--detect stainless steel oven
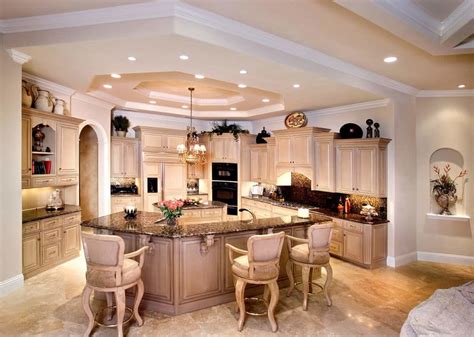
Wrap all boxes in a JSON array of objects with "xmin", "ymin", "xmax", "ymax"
[
  {"xmin": 212, "ymin": 181, "xmax": 238, "ymax": 215},
  {"xmin": 212, "ymin": 163, "xmax": 238, "ymax": 182}
]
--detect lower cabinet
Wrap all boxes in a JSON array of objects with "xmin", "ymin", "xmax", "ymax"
[
  {"xmin": 343, "ymin": 231, "xmax": 364, "ymax": 263},
  {"xmin": 22, "ymin": 211, "xmax": 82, "ymax": 278},
  {"xmin": 180, "ymin": 207, "xmax": 227, "ymax": 224}
]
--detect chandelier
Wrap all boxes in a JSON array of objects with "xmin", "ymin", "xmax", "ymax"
[{"xmin": 177, "ymin": 87, "xmax": 207, "ymax": 165}]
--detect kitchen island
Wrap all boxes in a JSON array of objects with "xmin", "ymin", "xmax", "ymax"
[{"xmin": 81, "ymin": 211, "xmax": 332, "ymax": 315}]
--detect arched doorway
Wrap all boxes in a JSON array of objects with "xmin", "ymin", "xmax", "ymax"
[{"xmin": 79, "ymin": 125, "xmax": 99, "ymax": 220}]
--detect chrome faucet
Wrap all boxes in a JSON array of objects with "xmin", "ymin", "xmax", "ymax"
[{"xmin": 239, "ymin": 208, "xmax": 257, "ymax": 223}]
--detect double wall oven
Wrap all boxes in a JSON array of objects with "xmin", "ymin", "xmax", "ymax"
[{"xmin": 212, "ymin": 163, "xmax": 238, "ymax": 215}]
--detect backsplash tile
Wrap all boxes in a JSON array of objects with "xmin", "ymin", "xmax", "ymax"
[{"xmin": 111, "ymin": 177, "xmax": 136, "ymax": 186}]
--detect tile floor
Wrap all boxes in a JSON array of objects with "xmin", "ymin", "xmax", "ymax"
[{"xmin": 0, "ymin": 256, "xmax": 472, "ymax": 336}]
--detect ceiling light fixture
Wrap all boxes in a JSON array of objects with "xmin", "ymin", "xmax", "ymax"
[
  {"xmin": 127, "ymin": 56, "xmax": 137, "ymax": 61},
  {"xmin": 177, "ymin": 88, "xmax": 206, "ymax": 166},
  {"xmin": 182, "ymin": 105, "xmax": 188, "ymax": 108},
  {"xmin": 293, "ymin": 84, "xmax": 300, "ymax": 88},
  {"xmin": 240, "ymin": 70, "xmax": 247, "ymax": 74},
  {"xmin": 238, "ymin": 84, "xmax": 247, "ymax": 88},
  {"xmin": 458, "ymin": 84, "xmax": 466, "ymax": 89},
  {"xmin": 262, "ymin": 98, "xmax": 270, "ymax": 103},
  {"xmin": 179, "ymin": 55, "xmax": 189, "ymax": 60},
  {"xmin": 149, "ymin": 100, "xmax": 156, "ymax": 104},
  {"xmin": 103, "ymin": 84, "xmax": 112, "ymax": 89},
  {"xmin": 384, "ymin": 56, "xmax": 397, "ymax": 63},
  {"xmin": 195, "ymin": 74, "xmax": 205, "ymax": 79},
  {"xmin": 230, "ymin": 107, "xmax": 237, "ymax": 111},
  {"xmin": 111, "ymin": 73, "xmax": 121, "ymax": 79}
]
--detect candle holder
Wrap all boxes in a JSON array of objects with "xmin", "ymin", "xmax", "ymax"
[{"xmin": 124, "ymin": 206, "xmax": 137, "ymax": 220}]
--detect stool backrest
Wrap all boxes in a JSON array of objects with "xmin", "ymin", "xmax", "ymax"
[
  {"xmin": 82, "ymin": 232, "xmax": 125, "ymax": 268},
  {"xmin": 307, "ymin": 222, "xmax": 333, "ymax": 252},
  {"xmin": 248, "ymin": 231, "xmax": 285, "ymax": 263}
]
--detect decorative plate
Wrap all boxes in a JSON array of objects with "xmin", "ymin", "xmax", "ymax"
[{"xmin": 284, "ymin": 112, "xmax": 308, "ymax": 128}]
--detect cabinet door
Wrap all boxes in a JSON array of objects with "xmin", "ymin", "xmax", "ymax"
[
  {"xmin": 111, "ymin": 141, "xmax": 124, "ymax": 177},
  {"xmin": 211, "ymin": 138, "xmax": 226, "ymax": 161},
  {"xmin": 141, "ymin": 238, "xmax": 173, "ymax": 302},
  {"xmin": 225, "ymin": 139, "xmax": 239, "ymax": 163},
  {"xmin": 315, "ymin": 140, "xmax": 333, "ymax": 191},
  {"xmin": 22, "ymin": 117, "xmax": 32, "ymax": 176},
  {"xmin": 250, "ymin": 149, "xmax": 260, "ymax": 181},
  {"xmin": 57, "ymin": 124, "xmax": 79, "ymax": 175},
  {"xmin": 343, "ymin": 231, "xmax": 364, "ymax": 263},
  {"xmin": 276, "ymin": 137, "xmax": 292, "ymax": 164},
  {"xmin": 62, "ymin": 225, "xmax": 80, "ymax": 257},
  {"xmin": 291, "ymin": 135, "xmax": 311, "ymax": 165},
  {"xmin": 336, "ymin": 147, "xmax": 356, "ymax": 194},
  {"xmin": 187, "ymin": 163, "xmax": 204, "ymax": 179},
  {"xmin": 357, "ymin": 147, "xmax": 377, "ymax": 196},
  {"xmin": 142, "ymin": 133, "xmax": 163, "ymax": 152},
  {"xmin": 164, "ymin": 163, "xmax": 186, "ymax": 199},
  {"xmin": 23, "ymin": 234, "xmax": 41, "ymax": 273},
  {"xmin": 259, "ymin": 149, "xmax": 268, "ymax": 182},
  {"xmin": 123, "ymin": 142, "xmax": 139, "ymax": 177},
  {"xmin": 166, "ymin": 135, "xmax": 186, "ymax": 152}
]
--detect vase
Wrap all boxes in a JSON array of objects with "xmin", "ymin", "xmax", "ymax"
[
  {"xmin": 166, "ymin": 217, "xmax": 177, "ymax": 226},
  {"xmin": 53, "ymin": 99, "xmax": 65, "ymax": 115},
  {"xmin": 22, "ymin": 80, "xmax": 33, "ymax": 107},
  {"xmin": 34, "ymin": 90, "xmax": 54, "ymax": 112},
  {"xmin": 435, "ymin": 193, "xmax": 457, "ymax": 215},
  {"xmin": 116, "ymin": 130, "xmax": 126, "ymax": 137}
]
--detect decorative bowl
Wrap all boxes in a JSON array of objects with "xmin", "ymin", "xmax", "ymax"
[{"xmin": 339, "ymin": 123, "xmax": 363, "ymax": 139}]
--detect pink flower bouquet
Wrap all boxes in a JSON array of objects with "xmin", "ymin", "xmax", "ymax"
[{"xmin": 158, "ymin": 199, "xmax": 185, "ymax": 221}]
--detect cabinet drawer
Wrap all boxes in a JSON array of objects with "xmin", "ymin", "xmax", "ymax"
[
  {"xmin": 254, "ymin": 201, "xmax": 272, "ymax": 211},
  {"xmin": 22, "ymin": 178, "xmax": 31, "ymax": 189},
  {"xmin": 181, "ymin": 210, "xmax": 202, "ymax": 218},
  {"xmin": 62, "ymin": 213, "xmax": 81, "ymax": 226},
  {"xmin": 31, "ymin": 176, "xmax": 55, "ymax": 188},
  {"xmin": 331, "ymin": 218, "xmax": 345, "ymax": 228},
  {"xmin": 202, "ymin": 209, "xmax": 222, "ymax": 218},
  {"xmin": 41, "ymin": 228, "xmax": 62, "ymax": 245},
  {"xmin": 330, "ymin": 241, "xmax": 343, "ymax": 256},
  {"xmin": 56, "ymin": 176, "xmax": 78, "ymax": 185},
  {"xmin": 41, "ymin": 218, "xmax": 61, "ymax": 230},
  {"xmin": 332, "ymin": 228, "xmax": 343, "ymax": 242},
  {"xmin": 344, "ymin": 221, "xmax": 363, "ymax": 233},
  {"xmin": 42, "ymin": 242, "xmax": 62, "ymax": 265},
  {"xmin": 23, "ymin": 221, "xmax": 40, "ymax": 235}
]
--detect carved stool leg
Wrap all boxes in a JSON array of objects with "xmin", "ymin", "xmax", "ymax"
[
  {"xmin": 134, "ymin": 279, "xmax": 145, "ymax": 326},
  {"xmin": 267, "ymin": 281, "xmax": 279, "ymax": 333},
  {"xmin": 302, "ymin": 266, "xmax": 311, "ymax": 311},
  {"xmin": 82, "ymin": 286, "xmax": 94, "ymax": 337},
  {"xmin": 115, "ymin": 289, "xmax": 126, "ymax": 337},
  {"xmin": 286, "ymin": 260, "xmax": 295, "ymax": 296},
  {"xmin": 323, "ymin": 263, "xmax": 333, "ymax": 307},
  {"xmin": 232, "ymin": 276, "xmax": 239, "ymax": 313},
  {"xmin": 263, "ymin": 284, "xmax": 270, "ymax": 304},
  {"xmin": 308, "ymin": 268, "xmax": 314, "ymax": 293},
  {"xmin": 235, "ymin": 278, "xmax": 247, "ymax": 331},
  {"xmin": 105, "ymin": 292, "xmax": 114, "ymax": 321}
]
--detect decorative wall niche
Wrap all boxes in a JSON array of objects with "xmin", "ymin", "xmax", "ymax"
[{"xmin": 429, "ymin": 148, "xmax": 468, "ymax": 217}]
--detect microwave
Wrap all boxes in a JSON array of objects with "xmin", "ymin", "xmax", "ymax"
[{"xmin": 212, "ymin": 163, "xmax": 238, "ymax": 182}]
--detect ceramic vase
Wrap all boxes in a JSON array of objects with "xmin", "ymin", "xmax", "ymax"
[
  {"xmin": 53, "ymin": 99, "xmax": 65, "ymax": 115},
  {"xmin": 435, "ymin": 193, "xmax": 457, "ymax": 215},
  {"xmin": 116, "ymin": 130, "xmax": 127, "ymax": 137},
  {"xmin": 34, "ymin": 90, "xmax": 54, "ymax": 112},
  {"xmin": 22, "ymin": 80, "xmax": 33, "ymax": 107}
]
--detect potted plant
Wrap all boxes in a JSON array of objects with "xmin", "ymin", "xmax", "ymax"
[
  {"xmin": 157, "ymin": 200, "xmax": 184, "ymax": 226},
  {"xmin": 112, "ymin": 115, "xmax": 130, "ymax": 137},
  {"xmin": 201, "ymin": 120, "xmax": 249, "ymax": 140},
  {"xmin": 431, "ymin": 164, "xmax": 467, "ymax": 215}
]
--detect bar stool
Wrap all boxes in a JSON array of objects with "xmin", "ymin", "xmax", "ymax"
[
  {"xmin": 286, "ymin": 222, "xmax": 333, "ymax": 310},
  {"xmin": 81, "ymin": 232, "xmax": 149, "ymax": 337},
  {"xmin": 226, "ymin": 231, "xmax": 285, "ymax": 332}
]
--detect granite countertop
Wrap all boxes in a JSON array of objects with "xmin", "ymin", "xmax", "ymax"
[
  {"xmin": 242, "ymin": 196, "xmax": 388, "ymax": 225},
  {"xmin": 152, "ymin": 200, "xmax": 226, "ymax": 211},
  {"xmin": 80, "ymin": 211, "xmax": 332, "ymax": 238},
  {"xmin": 23, "ymin": 205, "xmax": 82, "ymax": 223}
]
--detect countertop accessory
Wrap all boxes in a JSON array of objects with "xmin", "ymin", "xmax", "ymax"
[
  {"xmin": 284, "ymin": 112, "xmax": 307, "ymax": 128},
  {"xmin": 46, "ymin": 189, "xmax": 64, "ymax": 211},
  {"xmin": 360, "ymin": 204, "xmax": 378, "ymax": 221},
  {"xmin": 297, "ymin": 208, "xmax": 309, "ymax": 218},
  {"xmin": 339, "ymin": 123, "xmax": 363, "ymax": 139},
  {"xmin": 154, "ymin": 200, "xmax": 184, "ymax": 226},
  {"xmin": 256, "ymin": 127, "xmax": 271, "ymax": 144},
  {"xmin": 366, "ymin": 119, "xmax": 373, "ymax": 138},
  {"xmin": 374, "ymin": 122, "xmax": 380, "ymax": 138},
  {"xmin": 124, "ymin": 206, "xmax": 137, "ymax": 219},
  {"xmin": 251, "ymin": 183, "xmax": 264, "ymax": 197}
]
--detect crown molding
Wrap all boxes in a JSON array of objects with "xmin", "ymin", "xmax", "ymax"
[
  {"xmin": 416, "ymin": 90, "xmax": 474, "ymax": 97},
  {"xmin": 72, "ymin": 92, "xmax": 115, "ymax": 110},
  {"xmin": 311, "ymin": 98, "xmax": 390, "ymax": 116},
  {"xmin": 22, "ymin": 72, "xmax": 76, "ymax": 96},
  {"xmin": 7, "ymin": 49, "xmax": 31, "ymax": 64},
  {"xmin": 440, "ymin": 0, "xmax": 474, "ymax": 37}
]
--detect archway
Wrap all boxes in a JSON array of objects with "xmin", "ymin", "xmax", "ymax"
[{"xmin": 79, "ymin": 126, "xmax": 99, "ymax": 220}]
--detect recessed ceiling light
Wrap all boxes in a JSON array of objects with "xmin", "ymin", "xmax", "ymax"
[
  {"xmin": 103, "ymin": 84, "xmax": 112, "ymax": 89},
  {"xmin": 384, "ymin": 56, "xmax": 397, "ymax": 63},
  {"xmin": 458, "ymin": 84, "xmax": 466, "ymax": 88},
  {"xmin": 238, "ymin": 84, "xmax": 247, "ymax": 88},
  {"xmin": 230, "ymin": 107, "xmax": 237, "ymax": 111},
  {"xmin": 240, "ymin": 69, "xmax": 247, "ymax": 74},
  {"xmin": 182, "ymin": 105, "xmax": 189, "ymax": 109},
  {"xmin": 195, "ymin": 74, "xmax": 205, "ymax": 79},
  {"xmin": 111, "ymin": 73, "xmax": 121, "ymax": 79},
  {"xmin": 127, "ymin": 56, "xmax": 137, "ymax": 61},
  {"xmin": 149, "ymin": 100, "xmax": 156, "ymax": 104},
  {"xmin": 262, "ymin": 98, "xmax": 270, "ymax": 103},
  {"xmin": 293, "ymin": 84, "xmax": 300, "ymax": 88},
  {"xmin": 179, "ymin": 55, "xmax": 189, "ymax": 60}
]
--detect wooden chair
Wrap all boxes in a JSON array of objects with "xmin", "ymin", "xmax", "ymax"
[
  {"xmin": 81, "ymin": 232, "xmax": 149, "ymax": 337},
  {"xmin": 286, "ymin": 222, "xmax": 334, "ymax": 310},
  {"xmin": 226, "ymin": 231, "xmax": 285, "ymax": 332}
]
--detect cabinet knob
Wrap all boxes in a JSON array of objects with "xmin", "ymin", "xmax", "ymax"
[
  {"xmin": 352, "ymin": 188, "xmax": 355, "ymax": 191},
  {"xmin": 59, "ymin": 168, "xmax": 62, "ymax": 170},
  {"xmin": 28, "ymin": 168, "xmax": 31, "ymax": 171}
]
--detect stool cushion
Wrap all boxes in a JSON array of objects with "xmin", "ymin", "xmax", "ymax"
[
  {"xmin": 290, "ymin": 244, "xmax": 330, "ymax": 264},
  {"xmin": 86, "ymin": 258, "xmax": 141, "ymax": 288},
  {"xmin": 231, "ymin": 255, "xmax": 279, "ymax": 281}
]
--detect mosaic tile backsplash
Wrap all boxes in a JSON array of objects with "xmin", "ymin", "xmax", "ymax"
[{"xmin": 278, "ymin": 173, "xmax": 387, "ymax": 219}]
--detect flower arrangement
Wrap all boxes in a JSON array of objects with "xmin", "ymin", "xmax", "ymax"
[
  {"xmin": 431, "ymin": 164, "xmax": 467, "ymax": 215},
  {"xmin": 158, "ymin": 200, "xmax": 184, "ymax": 225},
  {"xmin": 200, "ymin": 120, "xmax": 249, "ymax": 140}
]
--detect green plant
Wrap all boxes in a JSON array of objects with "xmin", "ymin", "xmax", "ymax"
[
  {"xmin": 112, "ymin": 115, "xmax": 131, "ymax": 132},
  {"xmin": 201, "ymin": 120, "xmax": 249, "ymax": 140},
  {"xmin": 431, "ymin": 164, "xmax": 467, "ymax": 196}
]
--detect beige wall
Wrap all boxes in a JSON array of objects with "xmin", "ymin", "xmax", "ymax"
[
  {"xmin": 79, "ymin": 125, "xmax": 99, "ymax": 220},
  {"xmin": 416, "ymin": 96, "xmax": 474, "ymax": 258},
  {"xmin": 0, "ymin": 36, "xmax": 23, "ymax": 290}
]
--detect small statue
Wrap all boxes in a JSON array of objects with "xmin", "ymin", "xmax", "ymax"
[
  {"xmin": 360, "ymin": 203, "xmax": 378, "ymax": 221},
  {"xmin": 46, "ymin": 189, "xmax": 64, "ymax": 211},
  {"xmin": 256, "ymin": 127, "xmax": 271, "ymax": 144},
  {"xmin": 366, "ymin": 119, "xmax": 373, "ymax": 138},
  {"xmin": 374, "ymin": 122, "xmax": 380, "ymax": 138}
]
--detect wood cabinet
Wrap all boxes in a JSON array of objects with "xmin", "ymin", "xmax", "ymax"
[
  {"xmin": 133, "ymin": 126, "xmax": 186, "ymax": 153},
  {"xmin": 187, "ymin": 163, "xmax": 205, "ymax": 179},
  {"xmin": 22, "ymin": 117, "xmax": 32, "ymax": 176},
  {"xmin": 314, "ymin": 133, "xmax": 337, "ymax": 192},
  {"xmin": 57, "ymin": 123, "xmax": 79, "ymax": 176},
  {"xmin": 22, "ymin": 211, "xmax": 82, "ymax": 278},
  {"xmin": 241, "ymin": 198, "xmax": 298, "ymax": 220},
  {"xmin": 181, "ymin": 206, "xmax": 227, "ymax": 224},
  {"xmin": 210, "ymin": 135, "xmax": 239, "ymax": 163},
  {"xmin": 111, "ymin": 137, "xmax": 139, "ymax": 177},
  {"xmin": 249, "ymin": 144, "xmax": 268, "ymax": 183},
  {"xmin": 335, "ymin": 138, "xmax": 390, "ymax": 197}
]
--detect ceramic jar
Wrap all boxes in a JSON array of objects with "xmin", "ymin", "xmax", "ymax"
[
  {"xmin": 34, "ymin": 90, "xmax": 54, "ymax": 112},
  {"xmin": 53, "ymin": 99, "xmax": 65, "ymax": 115},
  {"xmin": 22, "ymin": 80, "xmax": 33, "ymax": 107},
  {"xmin": 435, "ymin": 193, "xmax": 457, "ymax": 215}
]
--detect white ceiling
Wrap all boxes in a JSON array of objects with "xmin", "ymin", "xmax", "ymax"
[{"xmin": 412, "ymin": 0, "xmax": 465, "ymax": 21}]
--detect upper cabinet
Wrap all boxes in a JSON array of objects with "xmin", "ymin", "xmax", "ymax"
[
  {"xmin": 111, "ymin": 137, "xmax": 139, "ymax": 178},
  {"xmin": 57, "ymin": 123, "xmax": 79, "ymax": 176},
  {"xmin": 249, "ymin": 144, "xmax": 268, "ymax": 183},
  {"xmin": 335, "ymin": 138, "xmax": 390, "ymax": 197},
  {"xmin": 314, "ymin": 133, "xmax": 338, "ymax": 192},
  {"xmin": 210, "ymin": 135, "xmax": 239, "ymax": 163},
  {"xmin": 133, "ymin": 126, "xmax": 186, "ymax": 153}
]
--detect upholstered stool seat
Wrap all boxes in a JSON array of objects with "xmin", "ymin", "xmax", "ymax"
[
  {"xmin": 86, "ymin": 258, "xmax": 141, "ymax": 288},
  {"xmin": 289, "ymin": 244, "xmax": 331, "ymax": 265},
  {"xmin": 227, "ymin": 231, "xmax": 285, "ymax": 332}
]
